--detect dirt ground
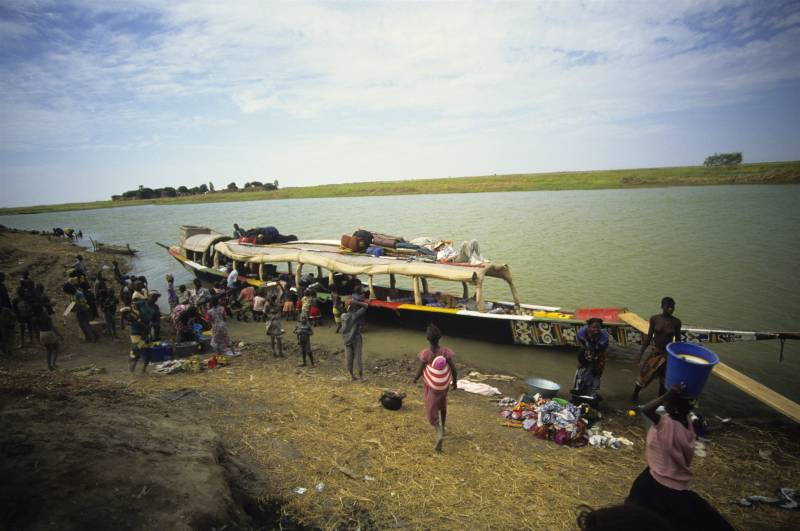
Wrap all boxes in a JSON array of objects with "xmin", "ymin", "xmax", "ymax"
[{"xmin": 1, "ymin": 228, "xmax": 799, "ymax": 530}]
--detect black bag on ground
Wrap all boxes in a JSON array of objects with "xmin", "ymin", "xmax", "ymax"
[{"xmin": 379, "ymin": 390, "xmax": 406, "ymax": 410}]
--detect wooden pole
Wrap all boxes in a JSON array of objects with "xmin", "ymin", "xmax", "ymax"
[
  {"xmin": 295, "ymin": 263, "xmax": 303, "ymax": 296},
  {"xmin": 368, "ymin": 275, "xmax": 376, "ymax": 299},
  {"xmin": 475, "ymin": 281, "xmax": 484, "ymax": 312},
  {"xmin": 412, "ymin": 277, "xmax": 422, "ymax": 305},
  {"xmin": 213, "ymin": 251, "xmax": 220, "ymax": 269},
  {"xmin": 390, "ymin": 274, "xmax": 396, "ymax": 289},
  {"xmin": 258, "ymin": 264, "xmax": 265, "ymax": 281},
  {"xmin": 420, "ymin": 278, "xmax": 429, "ymax": 294},
  {"xmin": 618, "ymin": 311, "xmax": 800, "ymax": 424},
  {"xmin": 462, "ymin": 282, "xmax": 469, "ymax": 299}
]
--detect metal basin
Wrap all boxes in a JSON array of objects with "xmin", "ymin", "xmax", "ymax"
[{"xmin": 525, "ymin": 377, "xmax": 560, "ymax": 398}]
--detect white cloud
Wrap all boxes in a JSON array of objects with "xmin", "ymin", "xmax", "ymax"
[{"xmin": 1, "ymin": 0, "xmax": 799, "ymax": 205}]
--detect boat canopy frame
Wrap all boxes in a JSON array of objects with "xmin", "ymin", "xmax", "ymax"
[{"xmin": 213, "ymin": 240, "xmax": 522, "ymax": 310}]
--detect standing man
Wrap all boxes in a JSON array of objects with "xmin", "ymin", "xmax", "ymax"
[
  {"xmin": 632, "ymin": 297, "xmax": 682, "ymax": 402},
  {"xmin": 121, "ymin": 307, "xmax": 150, "ymax": 374},
  {"xmin": 572, "ymin": 317, "xmax": 609, "ymax": 400},
  {"xmin": 341, "ymin": 293, "xmax": 369, "ymax": 381},
  {"xmin": 137, "ymin": 291, "xmax": 162, "ymax": 342}
]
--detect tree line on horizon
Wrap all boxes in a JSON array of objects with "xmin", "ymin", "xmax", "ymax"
[{"xmin": 111, "ymin": 180, "xmax": 280, "ymax": 201}]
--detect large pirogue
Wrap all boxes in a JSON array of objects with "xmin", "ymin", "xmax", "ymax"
[{"xmin": 160, "ymin": 226, "xmax": 799, "ymax": 349}]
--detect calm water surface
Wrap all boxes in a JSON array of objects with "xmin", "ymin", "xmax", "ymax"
[{"xmin": 2, "ymin": 185, "xmax": 798, "ymax": 410}]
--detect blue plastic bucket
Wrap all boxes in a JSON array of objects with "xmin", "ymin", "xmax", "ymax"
[{"xmin": 665, "ymin": 342, "xmax": 719, "ymax": 398}]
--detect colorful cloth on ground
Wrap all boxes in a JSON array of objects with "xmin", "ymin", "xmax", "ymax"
[
  {"xmin": 456, "ymin": 379, "xmax": 501, "ymax": 396},
  {"xmin": 646, "ymin": 414, "xmax": 695, "ymax": 491},
  {"xmin": 501, "ymin": 396, "xmax": 588, "ymax": 446},
  {"xmin": 637, "ymin": 346, "xmax": 667, "ymax": 388},
  {"xmin": 418, "ymin": 347, "xmax": 454, "ymax": 426},
  {"xmin": 207, "ymin": 306, "xmax": 230, "ymax": 350}
]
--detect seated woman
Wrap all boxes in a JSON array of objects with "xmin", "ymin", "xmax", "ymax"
[
  {"xmin": 626, "ymin": 384, "xmax": 734, "ymax": 531},
  {"xmin": 572, "ymin": 318, "xmax": 609, "ymax": 400}
]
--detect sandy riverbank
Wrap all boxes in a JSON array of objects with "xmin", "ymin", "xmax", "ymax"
[{"xmin": 1, "ymin": 228, "xmax": 799, "ymax": 530}]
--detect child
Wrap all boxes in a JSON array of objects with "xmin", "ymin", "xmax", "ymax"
[
  {"xmin": 282, "ymin": 287, "xmax": 296, "ymax": 321},
  {"xmin": 265, "ymin": 297, "xmax": 285, "ymax": 358},
  {"xmin": 308, "ymin": 290, "xmax": 322, "ymax": 326},
  {"xmin": 252, "ymin": 289, "xmax": 267, "ymax": 322},
  {"xmin": 300, "ymin": 289, "xmax": 313, "ymax": 319},
  {"xmin": 294, "ymin": 315, "xmax": 314, "ymax": 367},
  {"xmin": 166, "ymin": 274, "xmax": 179, "ymax": 310},
  {"xmin": 332, "ymin": 296, "xmax": 344, "ymax": 333}
]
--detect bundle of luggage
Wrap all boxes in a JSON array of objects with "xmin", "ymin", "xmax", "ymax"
[
  {"xmin": 238, "ymin": 226, "xmax": 298, "ymax": 245},
  {"xmin": 340, "ymin": 230, "xmax": 435, "ymax": 257}
]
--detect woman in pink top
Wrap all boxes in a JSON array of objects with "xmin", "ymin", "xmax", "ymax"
[
  {"xmin": 626, "ymin": 384, "xmax": 733, "ymax": 530},
  {"xmin": 413, "ymin": 324, "xmax": 458, "ymax": 452}
]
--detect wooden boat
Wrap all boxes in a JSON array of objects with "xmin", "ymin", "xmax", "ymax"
[
  {"xmin": 90, "ymin": 238, "xmax": 138, "ymax": 255},
  {"xmin": 160, "ymin": 226, "xmax": 799, "ymax": 349}
]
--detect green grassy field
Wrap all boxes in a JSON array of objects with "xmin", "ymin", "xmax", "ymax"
[{"xmin": 2, "ymin": 161, "xmax": 799, "ymax": 215}]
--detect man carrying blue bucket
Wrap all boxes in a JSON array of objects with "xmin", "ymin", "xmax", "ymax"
[{"xmin": 632, "ymin": 297, "xmax": 682, "ymax": 403}]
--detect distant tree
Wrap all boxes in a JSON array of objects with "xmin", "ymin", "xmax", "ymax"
[
  {"xmin": 263, "ymin": 182, "xmax": 276, "ymax": 191},
  {"xmin": 122, "ymin": 190, "xmax": 138, "ymax": 199},
  {"xmin": 250, "ymin": 180, "xmax": 263, "ymax": 188},
  {"xmin": 177, "ymin": 185, "xmax": 189, "ymax": 194},
  {"xmin": 704, "ymin": 152, "xmax": 742, "ymax": 167},
  {"xmin": 162, "ymin": 187, "xmax": 177, "ymax": 197},
  {"xmin": 190, "ymin": 186, "xmax": 201, "ymax": 194},
  {"xmin": 243, "ymin": 182, "xmax": 251, "ymax": 189},
  {"xmin": 111, "ymin": 195, "xmax": 122, "ymax": 201},
  {"xmin": 208, "ymin": 182, "xmax": 215, "ymax": 192},
  {"xmin": 138, "ymin": 187, "xmax": 156, "ymax": 199},
  {"xmin": 273, "ymin": 179, "xmax": 279, "ymax": 189},
  {"xmin": 199, "ymin": 183, "xmax": 209, "ymax": 194},
  {"xmin": 227, "ymin": 182, "xmax": 238, "ymax": 191}
]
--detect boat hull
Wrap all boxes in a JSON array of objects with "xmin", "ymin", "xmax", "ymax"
[{"xmin": 166, "ymin": 244, "xmax": 789, "ymax": 349}]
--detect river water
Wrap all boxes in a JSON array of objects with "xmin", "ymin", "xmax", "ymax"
[{"xmin": 2, "ymin": 185, "xmax": 799, "ymax": 413}]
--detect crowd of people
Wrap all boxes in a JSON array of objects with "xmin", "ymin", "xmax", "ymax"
[
  {"xmin": 0, "ymin": 270, "xmax": 62, "ymax": 370},
  {"xmin": 1, "ymin": 239, "xmax": 733, "ymax": 529}
]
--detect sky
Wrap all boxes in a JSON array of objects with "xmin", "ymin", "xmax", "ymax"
[{"xmin": 1, "ymin": 0, "xmax": 799, "ymax": 207}]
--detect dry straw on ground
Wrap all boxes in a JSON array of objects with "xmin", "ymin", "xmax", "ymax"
[{"xmin": 134, "ymin": 346, "xmax": 800, "ymax": 530}]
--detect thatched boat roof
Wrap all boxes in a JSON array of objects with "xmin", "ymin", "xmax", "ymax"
[{"xmin": 214, "ymin": 240, "xmax": 514, "ymax": 285}]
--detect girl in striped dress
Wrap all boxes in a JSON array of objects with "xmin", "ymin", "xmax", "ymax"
[{"xmin": 413, "ymin": 324, "xmax": 458, "ymax": 452}]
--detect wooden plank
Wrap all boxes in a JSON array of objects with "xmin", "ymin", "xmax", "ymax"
[
  {"xmin": 713, "ymin": 363, "xmax": 800, "ymax": 423},
  {"xmin": 619, "ymin": 311, "xmax": 800, "ymax": 424}
]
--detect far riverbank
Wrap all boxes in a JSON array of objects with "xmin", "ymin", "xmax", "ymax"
[{"xmin": 2, "ymin": 160, "xmax": 799, "ymax": 215}]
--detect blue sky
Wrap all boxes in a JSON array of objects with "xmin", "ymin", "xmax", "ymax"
[{"xmin": 1, "ymin": 0, "xmax": 799, "ymax": 207}]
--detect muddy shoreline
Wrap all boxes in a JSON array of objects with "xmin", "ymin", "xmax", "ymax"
[{"xmin": 1, "ymin": 228, "xmax": 799, "ymax": 530}]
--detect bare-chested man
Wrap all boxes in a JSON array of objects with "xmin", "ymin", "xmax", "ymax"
[{"xmin": 631, "ymin": 297, "xmax": 682, "ymax": 402}]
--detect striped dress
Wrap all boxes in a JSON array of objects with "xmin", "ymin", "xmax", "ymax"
[{"xmin": 418, "ymin": 346, "xmax": 454, "ymax": 426}]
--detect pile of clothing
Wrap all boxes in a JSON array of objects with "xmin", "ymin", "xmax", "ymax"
[{"xmin": 500, "ymin": 394, "xmax": 589, "ymax": 446}]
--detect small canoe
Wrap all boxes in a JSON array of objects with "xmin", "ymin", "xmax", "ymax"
[{"xmin": 90, "ymin": 238, "xmax": 138, "ymax": 255}]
